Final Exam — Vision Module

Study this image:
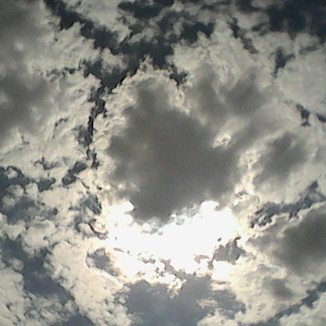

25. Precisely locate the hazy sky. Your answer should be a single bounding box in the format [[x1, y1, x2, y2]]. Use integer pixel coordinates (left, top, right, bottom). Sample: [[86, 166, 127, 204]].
[[1, 0, 326, 325]]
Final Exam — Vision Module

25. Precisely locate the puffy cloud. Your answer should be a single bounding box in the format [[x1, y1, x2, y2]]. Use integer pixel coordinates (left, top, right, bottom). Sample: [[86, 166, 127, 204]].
[[0, 264, 27, 326], [47, 239, 131, 326], [276, 48, 326, 115]]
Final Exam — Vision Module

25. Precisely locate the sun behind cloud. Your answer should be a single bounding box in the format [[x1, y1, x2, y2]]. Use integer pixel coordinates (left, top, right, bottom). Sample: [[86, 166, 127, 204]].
[[104, 200, 239, 282]]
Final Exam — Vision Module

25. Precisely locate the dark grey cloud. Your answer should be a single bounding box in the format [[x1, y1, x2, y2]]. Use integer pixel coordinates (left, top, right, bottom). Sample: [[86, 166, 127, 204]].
[[211, 238, 245, 264], [273, 205, 326, 274], [125, 275, 244, 326], [118, 1, 162, 19], [108, 82, 238, 222], [0, 1, 52, 144], [264, 278, 294, 300], [254, 132, 307, 186], [37, 177, 56, 192], [125, 278, 209, 326], [188, 66, 227, 124], [44, 0, 193, 178], [52, 314, 96, 326], [211, 289, 245, 319], [86, 248, 115, 273], [235, 0, 259, 13], [226, 72, 266, 117], [0, 0, 41, 61], [0, 71, 50, 143]]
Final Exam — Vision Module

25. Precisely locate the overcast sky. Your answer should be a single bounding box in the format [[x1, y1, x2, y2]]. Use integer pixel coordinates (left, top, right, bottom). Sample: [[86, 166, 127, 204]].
[[1, 0, 326, 325]]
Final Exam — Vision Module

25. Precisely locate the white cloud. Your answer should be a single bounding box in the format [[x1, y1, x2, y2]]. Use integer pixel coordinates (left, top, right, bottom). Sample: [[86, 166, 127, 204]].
[[277, 48, 326, 115], [0, 266, 27, 326], [48, 239, 132, 326]]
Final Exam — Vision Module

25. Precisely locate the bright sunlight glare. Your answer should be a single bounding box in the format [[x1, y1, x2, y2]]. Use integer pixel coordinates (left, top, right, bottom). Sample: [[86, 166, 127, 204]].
[[104, 201, 239, 282]]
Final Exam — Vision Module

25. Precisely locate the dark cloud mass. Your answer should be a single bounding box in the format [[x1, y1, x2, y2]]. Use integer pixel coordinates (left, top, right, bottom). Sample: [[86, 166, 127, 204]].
[[274, 205, 326, 274], [265, 278, 294, 300], [53, 314, 96, 326], [0, 0, 51, 145], [125, 279, 208, 326], [108, 82, 238, 221], [125, 276, 244, 326], [254, 132, 307, 186]]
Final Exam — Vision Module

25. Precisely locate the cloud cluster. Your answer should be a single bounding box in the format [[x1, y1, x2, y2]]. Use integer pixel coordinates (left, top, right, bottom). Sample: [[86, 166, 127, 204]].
[[273, 205, 326, 276], [1, 1, 326, 326]]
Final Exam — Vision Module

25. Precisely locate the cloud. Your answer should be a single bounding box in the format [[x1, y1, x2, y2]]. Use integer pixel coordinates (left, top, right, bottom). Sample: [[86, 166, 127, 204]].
[[47, 239, 131, 326], [264, 277, 294, 300], [124, 275, 244, 326], [212, 238, 245, 264], [230, 203, 326, 324], [0, 236, 77, 326], [254, 132, 308, 186], [0, 0, 44, 63], [273, 204, 326, 275], [108, 79, 239, 222], [106, 59, 305, 222], [265, 0, 326, 42], [0, 1, 57, 149], [251, 181, 326, 227], [276, 48, 326, 115], [1, 1, 326, 326], [279, 292, 326, 326]]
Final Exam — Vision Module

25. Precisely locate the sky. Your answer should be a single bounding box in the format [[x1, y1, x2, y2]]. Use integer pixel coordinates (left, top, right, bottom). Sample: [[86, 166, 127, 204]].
[[0, 0, 326, 325]]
